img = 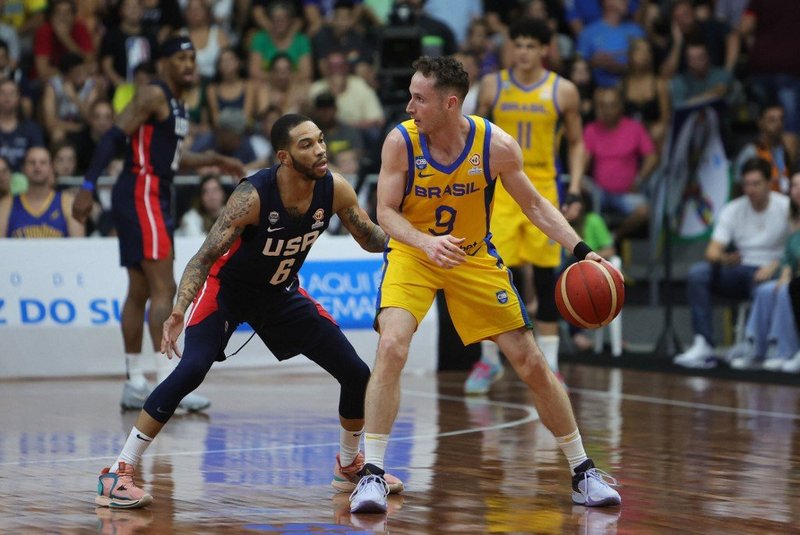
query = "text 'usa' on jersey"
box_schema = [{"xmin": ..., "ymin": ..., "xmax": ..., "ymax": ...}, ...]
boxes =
[
  {"xmin": 212, "ymin": 165, "xmax": 335, "ymax": 293},
  {"xmin": 125, "ymin": 80, "xmax": 189, "ymax": 181}
]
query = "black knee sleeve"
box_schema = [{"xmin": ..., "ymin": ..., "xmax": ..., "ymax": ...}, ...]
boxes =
[
  {"xmin": 144, "ymin": 356, "xmax": 214, "ymax": 423},
  {"xmin": 533, "ymin": 266, "xmax": 559, "ymax": 322},
  {"xmin": 304, "ymin": 333, "xmax": 370, "ymax": 420}
]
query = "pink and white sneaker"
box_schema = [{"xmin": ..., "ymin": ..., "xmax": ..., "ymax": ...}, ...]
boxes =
[
  {"xmin": 96, "ymin": 462, "xmax": 153, "ymax": 509},
  {"xmin": 332, "ymin": 452, "xmax": 404, "ymax": 494}
]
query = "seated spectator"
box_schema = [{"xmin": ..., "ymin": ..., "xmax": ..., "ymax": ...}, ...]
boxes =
[
  {"xmin": 206, "ymin": 47, "xmax": 266, "ymax": 129},
  {"xmin": 565, "ymin": 0, "xmax": 640, "ymax": 37},
  {"xmin": 191, "ymin": 108, "xmax": 258, "ymax": 171},
  {"xmin": 739, "ymin": 0, "xmax": 800, "ymax": 135},
  {"xmin": 51, "ymin": 140, "xmax": 78, "ymax": 181},
  {"xmin": 670, "ymin": 38, "xmax": 732, "ymax": 108},
  {"xmin": 140, "ymin": 0, "xmax": 185, "ymax": 43},
  {"xmin": 0, "ymin": 39, "xmax": 33, "ymax": 119},
  {"xmin": 726, "ymin": 172, "xmax": 800, "ymax": 371},
  {"xmin": 451, "ymin": 51, "xmax": 480, "ymax": 115},
  {"xmin": 0, "ymin": 146, "xmax": 84, "ymax": 237},
  {"xmin": 33, "ymin": 0, "xmax": 94, "ymax": 81},
  {"xmin": 565, "ymin": 187, "xmax": 617, "ymax": 351},
  {"xmin": 568, "ymin": 57, "xmax": 596, "ymax": 124},
  {"xmin": 583, "ymin": 86, "xmax": 658, "ymax": 241},
  {"xmin": 309, "ymin": 51, "xmax": 385, "ymax": 136},
  {"xmin": 460, "ymin": 17, "xmax": 500, "ymax": 77},
  {"xmin": 734, "ymin": 102, "xmax": 798, "ymax": 194},
  {"xmin": 100, "ymin": 0, "xmax": 157, "ymax": 91},
  {"xmin": 41, "ymin": 53, "xmax": 101, "ymax": 144},
  {"xmin": 0, "ymin": 155, "xmax": 10, "ymax": 199},
  {"xmin": 0, "ymin": 14, "xmax": 20, "ymax": 69},
  {"xmin": 311, "ymin": 0, "xmax": 375, "ymax": 82},
  {"xmin": 622, "ymin": 38, "xmax": 669, "ymax": 150},
  {"xmin": 249, "ymin": 1, "xmax": 313, "ymax": 83},
  {"xmin": 176, "ymin": 174, "xmax": 228, "ymax": 237},
  {"xmin": 575, "ymin": 0, "xmax": 645, "ymax": 88},
  {"xmin": 69, "ymin": 100, "xmax": 115, "ymax": 174},
  {"xmin": 185, "ymin": 0, "xmax": 229, "ymax": 83},
  {"xmin": 309, "ymin": 91, "xmax": 364, "ymax": 176},
  {"xmin": 658, "ymin": 0, "xmax": 737, "ymax": 78},
  {"xmin": 674, "ymin": 157, "xmax": 790, "ymax": 369},
  {"xmin": 263, "ymin": 53, "xmax": 308, "ymax": 114},
  {"xmin": 112, "ymin": 61, "xmax": 155, "ymax": 114},
  {"xmin": 249, "ymin": 104, "xmax": 282, "ymax": 167},
  {"xmin": 0, "ymin": 78, "xmax": 44, "ymax": 172},
  {"xmin": 522, "ymin": 0, "xmax": 571, "ymax": 72},
  {"xmin": 385, "ymin": 0, "xmax": 458, "ymax": 57}
]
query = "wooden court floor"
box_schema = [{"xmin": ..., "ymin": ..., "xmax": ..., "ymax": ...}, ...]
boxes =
[{"xmin": 1, "ymin": 363, "xmax": 799, "ymax": 534}]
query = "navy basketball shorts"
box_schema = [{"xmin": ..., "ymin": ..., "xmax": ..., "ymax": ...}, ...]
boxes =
[{"xmin": 111, "ymin": 172, "xmax": 174, "ymax": 267}]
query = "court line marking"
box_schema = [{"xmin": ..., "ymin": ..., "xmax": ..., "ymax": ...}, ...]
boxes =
[{"xmin": 1, "ymin": 385, "xmax": 797, "ymax": 467}]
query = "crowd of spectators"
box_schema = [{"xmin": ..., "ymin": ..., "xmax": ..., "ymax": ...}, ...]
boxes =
[{"xmin": 0, "ymin": 0, "xmax": 799, "ymax": 369}]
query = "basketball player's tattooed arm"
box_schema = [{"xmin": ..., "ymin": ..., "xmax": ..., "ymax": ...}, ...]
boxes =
[
  {"xmin": 162, "ymin": 181, "xmax": 259, "ymax": 358},
  {"xmin": 332, "ymin": 173, "xmax": 387, "ymax": 252}
]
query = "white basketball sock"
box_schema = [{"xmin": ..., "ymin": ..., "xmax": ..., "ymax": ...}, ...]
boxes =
[
  {"xmin": 539, "ymin": 335, "xmax": 560, "ymax": 373},
  {"xmin": 556, "ymin": 429, "xmax": 589, "ymax": 472},
  {"xmin": 364, "ymin": 433, "xmax": 389, "ymax": 470},
  {"xmin": 125, "ymin": 353, "xmax": 147, "ymax": 389},
  {"xmin": 340, "ymin": 426, "xmax": 363, "ymax": 467},
  {"xmin": 156, "ymin": 353, "xmax": 176, "ymax": 384},
  {"xmin": 480, "ymin": 340, "xmax": 501, "ymax": 367},
  {"xmin": 112, "ymin": 426, "xmax": 154, "ymax": 472}
]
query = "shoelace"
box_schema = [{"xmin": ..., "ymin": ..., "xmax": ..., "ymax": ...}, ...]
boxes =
[
  {"xmin": 350, "ymin": 474, "xmax": 389, "ymax": 501},
  {"xmin": 470, "ymin": 361, "xmax": 492, "ymax": 379},
  {"xmin": 579, "ymin": 468, "xmax": 619, "ymax": 490}
]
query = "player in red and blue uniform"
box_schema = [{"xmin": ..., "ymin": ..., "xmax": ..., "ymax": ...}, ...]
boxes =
[
  {"xmin": 72, "ymin": 36, "xmax": 245, "ymax": 413},
  {"xmin": 94, "ymin": 114, "xmax": 403, "ymax": 509}
]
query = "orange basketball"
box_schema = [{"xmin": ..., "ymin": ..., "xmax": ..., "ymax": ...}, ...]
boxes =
[{"xmin": 555, "ymin": 259, "xmax": 624, "ymax": 329}]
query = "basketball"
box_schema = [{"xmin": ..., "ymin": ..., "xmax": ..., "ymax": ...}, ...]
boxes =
[{"xmin": 555, "ymin": 259, "xmax": 624, "ymax": 329}]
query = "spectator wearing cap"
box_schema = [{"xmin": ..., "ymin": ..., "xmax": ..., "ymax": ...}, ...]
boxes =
[
  {"xmin": 191, "ymin": 108, "xmax": 258, "ymax": 172},
  {"xmin": 310, "ymin": 91, "xmax": 364, "ymax": 176},
  {"xmin": 309, "ymin": 51, "xmax": 384, "ymax": 139},
  {"xmin": 33, "ymin": 0, "xmax": 94, "ymax": 81}
]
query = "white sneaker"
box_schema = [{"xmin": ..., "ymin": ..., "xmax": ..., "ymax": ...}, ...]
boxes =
[
  {"xmin": 782, "ymin": 352, "xmax": 800, "ymax": 373},
  {"xmin": 120, "ymin": 381, "xmax": 154, "ymax": 410},
  {"xmin": 571, "ymin": 459, "xmax": 621, "ymax": 507},
  {"xmin": 349, "ymin": 474, "xmax": 389, "ymax": 514},
  {"xmin": 762, "ymin": 358, "xmax": 787, "ymax": 372},
  {"xmin": 178, "ymin": 392, "xmax": 211, "ymax": 412},
  {"xmin": 730, "ymin": 354, "xmax": 762, "ymax": 370},
  {"xmin": 673, "ymin": 335, "xmax": 717, "ymax": 369}
]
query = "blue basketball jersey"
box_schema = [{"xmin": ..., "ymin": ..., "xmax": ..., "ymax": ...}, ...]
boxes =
[
  {"xmin": 6, "ymin": 191, "xmax": 70, "ymax": 238},
  {"xmin": 213, "ymin": 165, "xmax": 334, "ymax": 293}
]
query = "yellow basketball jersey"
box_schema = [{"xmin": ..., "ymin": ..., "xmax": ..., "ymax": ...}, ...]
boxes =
[
  {"xmin": 390, "ymin": 115, "xmax": 494, "ymax": 258},
  {"xmin": 491, "ymin": 69, "xmax": 561, "ymax": 181}
]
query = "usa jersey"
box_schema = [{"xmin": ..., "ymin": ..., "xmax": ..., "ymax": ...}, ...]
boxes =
[
  {"xmin": 122, "ymin": 79, "xmax": 189, "ymax": 182},
  {"xmin": 213, "ymin": 165, "xmax": 333, "ymax": 293},
  {"xmin": 391, "ymin": 116, "xmax": 494, "ymax": 258},
  {"xmin": 490, "ymin": 69, "xmax": 561, "ymax": 181},
  {"xmin": 6, "ymin": 191, "xmax": 70, "ymax": 238}
]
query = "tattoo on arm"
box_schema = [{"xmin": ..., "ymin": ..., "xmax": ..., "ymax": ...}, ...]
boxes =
[
  {"xmin": 344, "ymin": 206, "xmax": 387, "ymax": 252},
  {"xmin": 174, "ymin": 181, "xmax": 256, "ymax": 311}
]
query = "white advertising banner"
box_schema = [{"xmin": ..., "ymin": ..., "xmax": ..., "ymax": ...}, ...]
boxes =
[{"xmin": 0, "ymin": 235, "xmax": 438, "ymax": 378}]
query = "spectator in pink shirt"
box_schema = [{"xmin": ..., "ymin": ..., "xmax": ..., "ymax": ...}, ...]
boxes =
[{"xmin": 584, "ymin": 86, "xmax": 659, "ymax": 240}]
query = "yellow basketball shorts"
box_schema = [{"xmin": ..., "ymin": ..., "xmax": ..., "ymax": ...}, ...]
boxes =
[
  {"xmin": 491, "ymin": 175, "xmax": 562, "ymax": 268},
  {"xmin": 377, "ymin": 246, "xmax": 531, "ymax": 345}
]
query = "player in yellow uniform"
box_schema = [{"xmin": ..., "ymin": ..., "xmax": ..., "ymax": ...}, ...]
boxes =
[
  {"xmin": 465, "ymin": 18, "xmax": 586, "ymax": 393},
  {"xmin": 347, "ymin": 55, "xmax": 621, "ymax": 514}
]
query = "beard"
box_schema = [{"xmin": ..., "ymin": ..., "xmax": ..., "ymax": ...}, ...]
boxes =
[{"xmin": 289, "ymin": 153, "xmax": 327, "ymax": 181}]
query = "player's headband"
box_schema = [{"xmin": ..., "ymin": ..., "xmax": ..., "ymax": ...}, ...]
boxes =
[{"xmin": 160, "ymin": 36, "xmax": 195, "ymax": 59}]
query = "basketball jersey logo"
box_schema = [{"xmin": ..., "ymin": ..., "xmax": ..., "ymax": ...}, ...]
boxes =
[{"xmin": 262, "ymin": 230, "xmax": 321, "ymax": 257}]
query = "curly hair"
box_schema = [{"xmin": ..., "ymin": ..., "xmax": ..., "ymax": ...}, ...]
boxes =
[{"xmin": 411, "ymin": 56, "xmax": 469, "ymax": 101}]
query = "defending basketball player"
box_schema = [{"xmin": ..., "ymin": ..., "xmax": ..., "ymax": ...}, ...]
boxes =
[
  {"xmin": 348, "ymin": 56, "xmax": 621, "ymax": 514},
  {"xmin": 71, "ymin": 36, "xmax": 245, "ymax": 413},
  {"xmin": 465, "ymin": 18, "xmax": 587, "ymax": 394},
  {"xmin": 94, "ymin": 114, "xmax": 404, "ymax": 509}
]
